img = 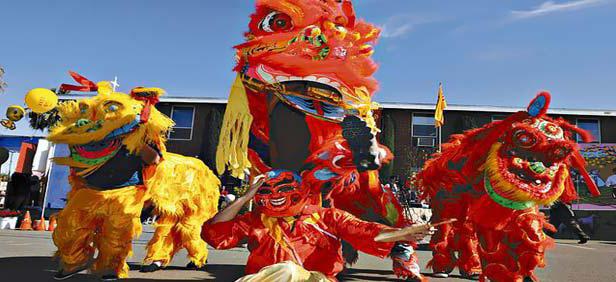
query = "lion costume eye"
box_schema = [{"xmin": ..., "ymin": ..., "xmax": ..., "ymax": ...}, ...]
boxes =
[
  {"xmin": 513, "ymin": 130, "xmax": 538, "ymax": 148},
  {"xmin": 103, "ymin": 101, "xmax": 122, "ymax": 113},
  {"xmin": 277, "ymin": 185, "xmax": 295, "ymax": 193},
  {"xmin": 257, "ymin": 188, "xmax": 273, "ymax": 195},
  {"xmin": 259, "ymin": 11, "xmax": 293, "ymax": 33},
  {"xmin": 79, "ymin": 103, "xmax": 89, "ymax": 115}
]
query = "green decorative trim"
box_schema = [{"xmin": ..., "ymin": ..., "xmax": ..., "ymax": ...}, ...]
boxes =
[
  {"xmin": 384, "ymin": 202, "xmax": 400, "ymax": 226},
  {"xmin": 484, "ymin": 172, "xmax": 535, "ymax": 210},
  {"xmin": 529, "ymin": 161, "xmax": 546, "ymax": 174},
  {"xmin": 70, "ymin": 148, "xmax": 120, "ymax": 166}
]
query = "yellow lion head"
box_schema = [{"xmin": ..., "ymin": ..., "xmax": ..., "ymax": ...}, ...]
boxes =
[{"xmin": 47, "ymin": 84, "xmax": 173, "ymax": 155}]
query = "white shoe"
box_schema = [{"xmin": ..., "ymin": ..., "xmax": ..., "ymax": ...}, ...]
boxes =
[{"xmin": 433, "ymin": 272, "xmax": 449, "ymax": 278}]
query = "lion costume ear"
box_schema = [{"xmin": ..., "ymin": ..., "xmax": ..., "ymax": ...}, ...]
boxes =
[
  {"xmin": 527, "ymin": 91, "xmax": 551, "ymax": 118},
  {"xmin": 59, "ymin": 71, "xmax": 98, "ymax": 93}
]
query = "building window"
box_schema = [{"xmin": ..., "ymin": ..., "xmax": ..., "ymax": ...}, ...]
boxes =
[
  {"xmin": 412, "ymin": 113, "xmax": 437, "ymax": 147},
  {"xmin": 491, "ymin": 114, "xmax": 508, "ymax": 122},
  {"xmin": 576, "ymin": 119, "xmax": 600, "ymax": 143},
  {"xmin": 158, "ymin": 105, "xmax": 195, "ymax": 141}
]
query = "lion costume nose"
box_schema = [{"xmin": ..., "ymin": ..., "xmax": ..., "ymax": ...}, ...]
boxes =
[
  {"xmin": 75, "ymin": 119, "xmax": 91, "ymax": 128},
  {"xmin": 543, "ymin": 141, "xmax": 574, "ymax": 163}
]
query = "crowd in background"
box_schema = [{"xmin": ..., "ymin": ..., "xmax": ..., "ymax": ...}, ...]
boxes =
[{"xmin": 2, "ymin": 172, "xmax": 42, "ymax": 210}]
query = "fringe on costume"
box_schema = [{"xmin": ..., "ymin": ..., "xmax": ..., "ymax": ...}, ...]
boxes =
[{"xmin": 216, "ymin": 74, "xmax": 253, "ymax": 178}]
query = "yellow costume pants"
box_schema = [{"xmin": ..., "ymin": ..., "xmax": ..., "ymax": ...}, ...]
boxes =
[
  {"xmin": 237, "ymin": 261, "xmax": 330, "ymax": 282},
  {"xmin": 143, "ymin": 212, "xmax": 209, "ymax": 267},
  {"xmin": 52, "ymin": 186, "xmax": 147, "ymax": 278}
]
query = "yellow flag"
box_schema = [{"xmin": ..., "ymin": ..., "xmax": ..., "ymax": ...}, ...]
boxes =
[{"xmin": 434, "ymin": 83, "xmax": 447, "ymax": 127}]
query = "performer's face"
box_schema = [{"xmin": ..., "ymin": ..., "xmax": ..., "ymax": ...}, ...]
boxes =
[{"xmin": 254, "ymin": 170, "xmax": 307, "ymax": 217}]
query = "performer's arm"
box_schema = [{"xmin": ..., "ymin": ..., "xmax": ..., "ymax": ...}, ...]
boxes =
[
  {"xmin": 326, "ymin": 208, "xmax": 430, "ymax": 258},
  {"xmin": 201, "ymin": 177, "xmax": 265, "ymax": 249},
  {"xmin": 202, "ymin": 213, "xmax": 252, "ymax": 249},
  {"xmin": 210, "ymin": 176, "xmax": 264, "ymax": 223},
  {"xmin": 140, "ymin": 141, "xmax": 162, "ymax": 165},
  {"xmin": 325, "ymin": 208, "xmax": 396, "ymax": 258}
]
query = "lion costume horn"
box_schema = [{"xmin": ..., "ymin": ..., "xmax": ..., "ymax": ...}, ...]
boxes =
[{"xmin": 525, "ymin": 92, "xmax": 600, "ymax": 197}]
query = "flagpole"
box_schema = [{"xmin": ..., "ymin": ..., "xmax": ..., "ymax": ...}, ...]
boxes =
[{"xmin": 438, "ymin": 126, "xmax": 442, "ymax": 153}]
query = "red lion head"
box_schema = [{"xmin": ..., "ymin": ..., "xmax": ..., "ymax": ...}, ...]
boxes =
[
  {"xmin": 235, "ymin": 0, "xmax": 380, "ymax": 121},
  {"xmin": 418, "ymin": 92, "xmax": 599, "ymax": 209}
]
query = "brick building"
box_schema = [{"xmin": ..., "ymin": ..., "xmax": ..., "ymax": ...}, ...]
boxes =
[{"xmin": 149, "ymin": 96, "xmax": 616, "ymax": 179}]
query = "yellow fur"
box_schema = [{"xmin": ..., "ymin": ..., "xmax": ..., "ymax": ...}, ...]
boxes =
[
  {"xmin": 485, "ymin": 143, "xmax": 565, "ymax": 205},
  {"xmin": 48, "ymin": 91, "xmax": 174, "ymax": 155},
  {"xmin": 53, "ymin": 176, "xmax": 147, "ymax": 278},
  {"xmin": 143, "ymin": 152, "xmax": 220, "ymax": 267},
  {"xmin": 50, "ymin": 84, "xmax": 220, "ymax": 276}
]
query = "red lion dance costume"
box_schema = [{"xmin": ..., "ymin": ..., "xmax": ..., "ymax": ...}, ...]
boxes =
[
  {"xmin": 416, "ymin": 92, "xmax": 600, "ymax": 282},
  {"xmin": 215, "ymin": 0, "xmax": 421, "ymax": 279},
  {"xmin": 203, "ymin": 170, "xmax": 399, "ymax": 281}
]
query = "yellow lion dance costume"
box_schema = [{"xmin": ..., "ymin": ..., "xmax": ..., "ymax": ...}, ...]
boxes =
[{"xmin": 47, "ymin": 72, "xmax": 219, "ymax": 280}]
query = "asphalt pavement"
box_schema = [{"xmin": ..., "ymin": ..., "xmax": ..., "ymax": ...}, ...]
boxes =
[{"xmin": 0, "ymin": 227, "xmax": 614, "ymax": 281}]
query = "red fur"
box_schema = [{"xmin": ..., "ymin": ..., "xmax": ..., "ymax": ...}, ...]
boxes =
[
  {"xmin": 239, "ymin": 0, "xmax": 381, "ymax": 94},
  {"xmin": 416, "ymin": 94, "xmax": 594, "ymax": 281},
  {"xmin": 238, "ymin": 1, "xmax": 418, "ymax": 279}
]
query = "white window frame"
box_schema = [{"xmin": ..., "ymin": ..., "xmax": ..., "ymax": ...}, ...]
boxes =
[
  {"xmin": 411, "ymin": 113, "xmax": 438, "ymax": 147},
  {"xmin": 575, "ymin": 118, "xmax": 601, "ymax": 143},
  {"xmin": 168, "ymin": 105, "xmax": 195, "ymax": 141}
]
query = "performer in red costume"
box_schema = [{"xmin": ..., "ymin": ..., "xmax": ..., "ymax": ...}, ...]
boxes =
[
  {"xmin": 215, "ymin": 0, "xmax": 420, "ymax": 278},
  {"xmin": 202, "ymin": 170, "xmax": 431, "ymax": 281},
  {"xmin": 415, "ymin": 92, "xmax": 601, "ymax": 282}
]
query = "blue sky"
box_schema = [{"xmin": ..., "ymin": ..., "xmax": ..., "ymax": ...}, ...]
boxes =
[{"xmin": 1, "ymin": 0, "xmax": 615, "ymax": 136}]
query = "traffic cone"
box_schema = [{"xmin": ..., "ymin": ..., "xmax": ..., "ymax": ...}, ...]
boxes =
[
  {"xmin": 34, "ymin": 214, "xmax": 46, "ymax": 231},
  {"xmin": 19, "ymin": 211, "xmax": 33, "ymax": 230},
  {"xmin": 47, "ymin": 215, "xmax": 57, "ymax": 232}
]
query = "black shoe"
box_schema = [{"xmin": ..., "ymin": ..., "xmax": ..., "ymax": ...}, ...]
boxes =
[
  {"xmin": 405, "ymin": 276, "xmax": 423, "ymax": 282},
  {"xmin": 140, "ymin": 263, "xmax": 162, "ymax": 273},
  {"xmin": 53, "ymin": 265, "xmax": 88, "ymax": 280},
  {"xmin": 578, "ymin": 237, "xmax": 589, "ymax": 244},
  {"xmin": 341, "ymin": 116, "xmax": 378, "ymax": 172},
  {"xmin": 186, "ymin": 261, "xmax": 207, "ymax": 271},
  {"xmin": 460, "ymin": 271, "xmax": 480, "ymax": 280},
  {"xmin": 100, "ymin": 274, "xmax": 118, "ymax": 281}
]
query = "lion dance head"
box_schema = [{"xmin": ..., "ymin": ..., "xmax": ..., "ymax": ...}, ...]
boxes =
[
  {"xmin": 237, "ymin": 0, "xmax": 380, "ymax": 121},
  {"xmin": 419, "ymin": 92, "xmax": 600, "ymax": 209},
  {"xmin": 46, "ymin": 72, "xmax": 173, "ymax": 170}
]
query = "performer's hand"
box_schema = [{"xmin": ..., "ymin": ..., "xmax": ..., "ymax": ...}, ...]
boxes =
[
  {"xmin": 375, "ymin": 219, "xmax": 455, "ymax": 243},
  {"xmin": 244, "ymin": 176, "xmax": 266, "ymax": 200},
  {"xmin": 404, "ymin": 226, "xmax": 435, "ymax": 242},
  {"xmin": 210, "ymin": 176, "xmax": 265, "ymax": 224},
  {"xmin": 396, "ymin": 224, "xmax": 434, "ymax": 242},
  {"xmin": 140, "ymin": 144, "xmax": 161, "ymax": 165}
]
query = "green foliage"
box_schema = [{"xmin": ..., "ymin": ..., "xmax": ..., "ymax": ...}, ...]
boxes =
[{"xmin": 379, "ymin": 113, "xmax": 395, "ymax": 180}]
